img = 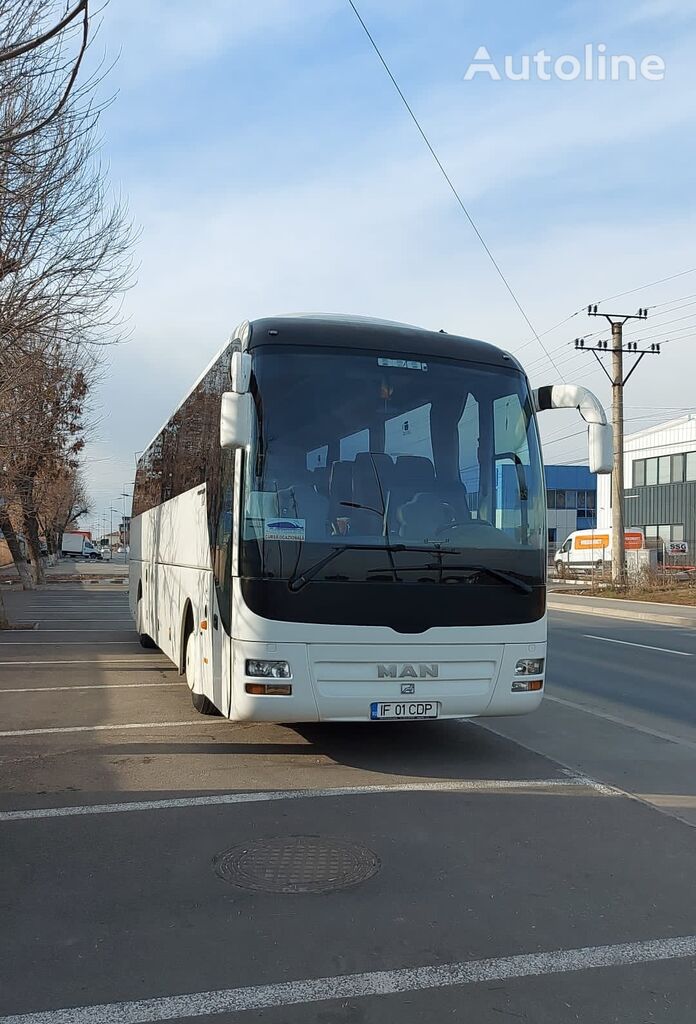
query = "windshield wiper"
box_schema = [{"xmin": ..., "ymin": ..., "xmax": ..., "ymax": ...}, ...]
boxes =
[
  {"xmin": 366, "ymin": 562, "xmax": 533, "ymax": 594},
  {"xmin": 287, "ymin": 544, "xmax": 460, "ymax": 592}
]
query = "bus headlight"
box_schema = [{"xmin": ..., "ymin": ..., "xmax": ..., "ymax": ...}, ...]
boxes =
[
  {"xmin": 245, "ymin": 659, "xmax": 292, "ymax": 679},
  {"xmin": 515, "ymin": 657, "xmax": 545, "ymax": 675}
]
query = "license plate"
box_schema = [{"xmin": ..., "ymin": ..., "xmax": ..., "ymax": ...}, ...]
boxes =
[{"xmin": 370, "ymin": 701, "xmax": 439, "ymax": 720}]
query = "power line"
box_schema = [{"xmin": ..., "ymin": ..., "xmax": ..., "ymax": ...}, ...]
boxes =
[
  {"xmin": 593, "ymin": 267, "xmax": 696, "ymax": 305},
  {"xmin": 514, "ymin": 269, "xmax": 696, "ymax": 360},
  {"xmin": 345, "ymin": 0, "xmax": 564, "ymax": 379}
]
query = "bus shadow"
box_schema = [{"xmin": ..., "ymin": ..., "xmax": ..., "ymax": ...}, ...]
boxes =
[
  {"xmin": 105, "ymin": 719, "xmax": 550, "ymax": 781},
  {"xmin": 288, "ymin": 720, "xmax": 549, "ymax": 780}
]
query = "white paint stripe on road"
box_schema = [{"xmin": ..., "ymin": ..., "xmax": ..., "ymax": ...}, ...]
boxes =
[
  {"xmin": 0, "ymin": 777, "xmax": 612, "ymax": 822},
  {"xmin": 547, "ymin": 695, "xmax": 696, "ymax": 750},
  {"xmin": 0, "ymin": 682, "xmax": 176, "ymax": 694},
  {"xmin": 2, "ymin": 935, "xmax": 695, "ymax": 1023},
  {"xmin": 0, "ymin": 642, "xmax": 142, "ymax": 646},
  {"xmin": 583, "ymin": 634, "xmax": 692, "ymax": 657},
  {"xmin": 2, "ymin": 630, "xmax": 135, "ymax": 633},
  {"xmin": 0, "ymin": 720, "xmax": 215, "ymax": 738},
  {"xmin": 0, "ymin": 660, "xmax": 169, "ymax": 667}
]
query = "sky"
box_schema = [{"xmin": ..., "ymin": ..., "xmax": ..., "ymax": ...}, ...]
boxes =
[{"xmin": 81, "ymin": 0, "xmax": 696, "ymax": 534}]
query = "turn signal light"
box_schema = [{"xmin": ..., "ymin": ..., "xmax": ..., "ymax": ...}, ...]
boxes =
[
  {"xmin": 245, "ymin": 683, "xmax": 293, "ymax": 696},
  {"xmin": 511, "ymin": 679, "xmax": 543, "ymax": 692}
]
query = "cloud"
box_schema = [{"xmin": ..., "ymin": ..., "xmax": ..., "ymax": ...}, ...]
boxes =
[{"xmin": 100, "ymin": 0, "xmax": 337, "ymax": 84}]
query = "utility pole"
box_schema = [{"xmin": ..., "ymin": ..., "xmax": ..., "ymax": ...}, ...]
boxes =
[{"xmin": 574, "ymin": 305, "xmax": 660, "ymax": 584}]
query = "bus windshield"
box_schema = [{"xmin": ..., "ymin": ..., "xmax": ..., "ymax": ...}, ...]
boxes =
[{"xmin": 240, "ymin": 344, "xmax": 545, "ymax": 587}]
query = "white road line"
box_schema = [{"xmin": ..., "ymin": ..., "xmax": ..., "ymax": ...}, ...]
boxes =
[
  {"xmin": 0, "ymin": 720, "xmax": 215, "ymax": 738},
  {"xmin": 0, "ymin": 778, "xmax": 612, "ymax": 822},
  {"xmin": 2, "ymin": 935, "xmax": 695, "ymax": 1023},
  {"xmin": 0, "ymin": 641, "xmax": 142, "ymax": 646},
  {"xmin": 2, "ymin": 630, "xmax": 135, "ymax": 633},
  {"xmin": 0, "ymin": 682, "xmax": 176, "ymax": 694},
  {"xmin": 583, "ymin": 634, "xmax": 692, "ymax": 656},
  {"xmin": 547, "ymin": 695, "xmax": 696, "ymax": 751},
  {"xmin": 0, "ymin": 660, "xmax": 169, "ymax": 666}
]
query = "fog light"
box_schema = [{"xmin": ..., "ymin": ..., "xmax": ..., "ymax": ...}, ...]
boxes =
[
  {"xmin": 511, "ymin": 679, "xmax": 543, "ymax": 692},
  {"xmin": 245, "ymin": 682, "xmax": 293, "ymax": 696},
  {"xmin": 515, "ymin": 658, "xmax": 545, "ymax": 675},
  {"xmin": 245, "ymin": 659, "xmax": 291, "ymax": 679}
]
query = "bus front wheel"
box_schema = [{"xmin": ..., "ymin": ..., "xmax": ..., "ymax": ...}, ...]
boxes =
[{"xmin": 185, "ymin": 630, "xmax": 220, "ymax": 716}]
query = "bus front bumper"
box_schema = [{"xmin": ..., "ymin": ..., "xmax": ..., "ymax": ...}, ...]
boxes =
[{"xmin": 231, "ymin": 640, "xmax": 546, "ymax": 722}]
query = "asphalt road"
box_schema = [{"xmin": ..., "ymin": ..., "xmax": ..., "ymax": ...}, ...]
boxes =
[{"xmin": 1, "ymin": 584, "xmax": 695, "ymax": 1023}]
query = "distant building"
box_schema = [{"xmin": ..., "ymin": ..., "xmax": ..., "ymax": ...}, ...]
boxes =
[
  {"xmin": 545, "ymin": 464, "xmax": 597, "ymax": 547},
  {"xmin": 597, "ymin": 414, "xmax": 696, "ymax": 551}
]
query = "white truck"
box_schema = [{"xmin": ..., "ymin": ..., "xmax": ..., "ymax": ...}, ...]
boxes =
[
  {"xmin": 554, "ymin": 528, "xmax": 645, "ymax": 573},
  {"xmin": 61, "ymin": 533, "xmax": 101, "ymax": 560}
]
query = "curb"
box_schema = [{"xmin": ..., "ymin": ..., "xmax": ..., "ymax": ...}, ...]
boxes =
[{"xmin": 548, "ymin": 599, "xmax": 696, "ymax": 628}]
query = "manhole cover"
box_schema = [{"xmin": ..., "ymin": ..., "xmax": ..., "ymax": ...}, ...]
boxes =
[{"xmin": 214, "ymin": 835, "xmax": 380, "ymax": 894}]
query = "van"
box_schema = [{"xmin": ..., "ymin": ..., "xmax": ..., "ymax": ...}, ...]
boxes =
[{"xmin": 554, "ymin": 528, "xmax": 644, "ymax": 572}]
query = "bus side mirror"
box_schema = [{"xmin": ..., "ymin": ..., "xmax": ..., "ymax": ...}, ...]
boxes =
[
  {"xmin": 588, "ymin": 422, "xmax": 613, "ymax": 474},
  {"xmin": 220, "ymin": 392, "xmax": 252, "ymax": 449}
]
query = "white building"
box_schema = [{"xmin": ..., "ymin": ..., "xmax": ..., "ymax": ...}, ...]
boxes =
[{"xmin": 597, "ymin": 414, "xmax": 696, "ymax": 549}]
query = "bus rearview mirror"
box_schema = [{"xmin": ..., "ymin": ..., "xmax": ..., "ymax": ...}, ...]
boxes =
[
  {"xmin": 220, "ymin": 391, "xmax": 252, "ymax": 449},
  {"xmin": 588, "ymin": 422, "xmax": 613, "ymax": 474}
]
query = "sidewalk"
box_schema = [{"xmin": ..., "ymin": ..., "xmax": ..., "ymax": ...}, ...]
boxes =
[
  {"xmin": 1, "ymin": 560, "xmax": 128, "ymax": 585},
  {"xmin": 548, "ymin": 591, "xmax": 696, "ymax": 627}
]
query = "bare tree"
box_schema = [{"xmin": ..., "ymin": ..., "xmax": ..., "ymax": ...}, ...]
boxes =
[
  {"xmin": 0, "ymin": 0, "xmax": 135, "ymax": 587},
  {"xmin": 2, "ymin": 343, "xmax": 89, "ymax": 582},
  {"xmin": 35, "ymin": 463, "xmax": 91, "ymax": 556}
]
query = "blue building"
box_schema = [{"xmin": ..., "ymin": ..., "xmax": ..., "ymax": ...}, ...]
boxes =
[{"xmin": 545, "ymin": 464, "xmax": 597, "ymax": 547}]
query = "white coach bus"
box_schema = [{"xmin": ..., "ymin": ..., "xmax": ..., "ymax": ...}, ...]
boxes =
[{"xmin": 130, "ymin": 314, "xmax": 611, "ymax": 722}]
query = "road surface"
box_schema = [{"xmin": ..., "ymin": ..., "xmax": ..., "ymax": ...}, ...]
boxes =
[{"xmin": 1, "ymin": 584, "xmax": 695, "ymax": 1023}]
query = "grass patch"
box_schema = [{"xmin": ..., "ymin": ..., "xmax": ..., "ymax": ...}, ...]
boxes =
[{"xmin": 559, "ymin": 585, "xmax": 696, "ymax": 605}]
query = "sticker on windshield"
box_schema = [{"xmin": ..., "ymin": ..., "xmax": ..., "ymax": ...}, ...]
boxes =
[
  {"xmin": 263, "ymin": 518, "xmax": 305, "ymax": 542},
  {"xmin": 378, "ymin": 358, "xmax": 428, "ymax": 371}
]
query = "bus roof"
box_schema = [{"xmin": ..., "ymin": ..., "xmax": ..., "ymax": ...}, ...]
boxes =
[{"xmin": 246, "ymin": 313, "xmax": 522, "ymax": 371}]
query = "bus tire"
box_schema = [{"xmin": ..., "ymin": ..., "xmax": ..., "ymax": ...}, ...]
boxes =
[
  {"xmin": 185, "ymin": 630, "xmax": 220, "ymax": 716},
  {"xmin": 137, "ymin": 599, "xmax": 157, "ymax": 649}
]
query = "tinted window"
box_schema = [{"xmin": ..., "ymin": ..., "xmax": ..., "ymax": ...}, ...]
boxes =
[
  {"xmin": 133, "ymin": 344, "xmax": 231, "ymax": 517},
  {"xmin": 686, "ymin": 452, "xmax": 696, "ymax": 481},
  {"xmin": 646, "ymin": 458, "xmax": 658, "ymax": 485},
  {"xmin": 633, "ymin": 460, "xmax": 645, "ymax": 486},
  {"xmin": 658, "ymin": 456, "xmax": 671, "ymax": 484}
]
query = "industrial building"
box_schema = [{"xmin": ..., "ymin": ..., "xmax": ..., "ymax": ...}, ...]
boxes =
[
  {"xmin": 597, "ymin": 414, "xmax": 696, "ymax": 552},
  {"xmin": 545, "ymin": 464, "xmax": 597, "ymax": 547}
]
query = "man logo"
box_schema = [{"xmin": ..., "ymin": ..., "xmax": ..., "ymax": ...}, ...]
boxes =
[{"xmin": 377, "ymin": 664, "xmax": 439, "ymax": 679}]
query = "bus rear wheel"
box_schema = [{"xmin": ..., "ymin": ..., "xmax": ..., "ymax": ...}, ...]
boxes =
[{"xmin": 185, "ymin": 629, "xmax": 220, "ymax": 716}]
